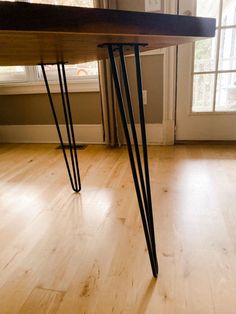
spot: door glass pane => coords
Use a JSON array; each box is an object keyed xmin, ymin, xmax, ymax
[
  {"xmin": 197, "ymin": 0, "xmax": 220, "ymax": 26},
  {"xmin": 192, "ymin": 74, "xmax": 215, "ymax": 112},
  {"xmin": 219, "ymin": 28, "xmax": 236, "ymax": 71},
  {"xmin": 194, "ymin": 33, "xmax": 218, "ymax": 72},
  {"xmin": 215, "ymin": 72, "xmax": 236, "ymax": 111},
  {"xmin": 222, "ymin": 0, "xmax": 236, "ymax": 26}
]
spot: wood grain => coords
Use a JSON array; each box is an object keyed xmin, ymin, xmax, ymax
[
  {"xmin": 1, "ymin": 144, "xmax": 236, "ymax": 313},
  {"xmin": 19, "ymin": 288, "xmax": 64, "ymax": 314},
  {"xmin": 0, "ymin": 1, "xmax": 216, "ymax": 65}
]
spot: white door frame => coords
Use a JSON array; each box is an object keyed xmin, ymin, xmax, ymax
[
  {"xmin": 176, "ymin": 0, "xmax": 236, "ymax": 141},
  {"xmin": 135, "ymin": 0, "xmax": 177, "ymax": 145},
  {"xmin": 161, "ymin": 0, "xmax": 178, "ymax": 145}
]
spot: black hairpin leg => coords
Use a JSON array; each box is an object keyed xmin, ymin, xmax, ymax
[
  {"xmin": 105, "ymin": 43, "xmax": 158, "ymax": 277},
  {"xmin": 41, "ymin": 63, "xmax": 81, "ymax": 193}
]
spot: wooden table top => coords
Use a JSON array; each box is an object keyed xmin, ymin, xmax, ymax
[{"xmin": 0, "ymin": 1, "xmax": 216, "ymax": 66}]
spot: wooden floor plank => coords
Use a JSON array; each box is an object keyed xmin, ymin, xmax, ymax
[
  {"xmin": 0, "ymin": 144, "xmax": 236, "ymax": 313},
  {"xmin": 19, "ymin": 287, "xmax": 64, "ymax": 314}
]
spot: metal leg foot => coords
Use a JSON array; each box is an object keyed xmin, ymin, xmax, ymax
[
  {"xmin": 41, "ymin": 63, "xmax": 81, "ymax": 193},
  {"xmin": 106, "ymin": 43, "xmax": 159, "ymax": 277}
]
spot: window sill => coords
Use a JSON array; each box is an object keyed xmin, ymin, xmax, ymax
[{"xmin": 0, "ymin": 79, "xmax": 99, "ymax": 95}]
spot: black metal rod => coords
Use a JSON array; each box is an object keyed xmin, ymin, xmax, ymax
[
  {"xmin": 119, "ymin": 45, "xmax": 158, "ymax": 273},
  {"xmin": 57, "ymin": 63, "xmax": 79, "ymax": 192},
  {"xmin": 119, "ymin": 46, "xmax": 150, "ymax": 226},
  {"xmin": 108, "ymin": 44, "xmax": 158, "ymax": 277},
  {"xmin": 61, "ymin": 63, "xmax": 81, "ymax": 191},
  {"xmin": 41, "ymin": 64, "xmax": 81, "ymax": 193},
  {"xmin": 41, "ymin": 64, "xmax": 76, "ymax": 191},
  {"xmin": 134, "ymin": 45, "xmax": 158, "ymax": 273}
]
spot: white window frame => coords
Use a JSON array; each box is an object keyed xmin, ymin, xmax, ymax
[{"xmin": 0, "ymin": 0, "xmax": 99, "ymax": 95}]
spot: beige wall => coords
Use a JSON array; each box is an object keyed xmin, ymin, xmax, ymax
[
  {"xmin": 0, "ymin": 55, "xmax": 163, "ymax": 125},
  {"xmin": 0, "ymin": 92, "xmax": 101, "ymax": 125},
  {"xmin": 126, "ymin": 54, "xmax": 163, "ymax": 124},
  {"xmin": 117, "ymin": 0, "xmax": 145, "ymax": 11},
  {"xmin": 117, "ymin": 0, "xmax": 164, "ymax": 122}
]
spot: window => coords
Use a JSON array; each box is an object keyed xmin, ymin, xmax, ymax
[
  {"xmin": 30, "ymin": 0, "xmax": 93, "ymax": 6},
  {"xmin": 192, "ymin": 0, "xmax": 236, "ymax": 112},
  {"xmin": 0, "ymin": 66, "xmax": 27, "ymax": 82},
  {"xmin": 0, "ymin": 0, "xmax": 98, "ymax": 92}
]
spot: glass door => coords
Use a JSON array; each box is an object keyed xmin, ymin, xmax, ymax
[{"xmin": 176, "ymin": 0, "xmax": 236, "ymax": 140}]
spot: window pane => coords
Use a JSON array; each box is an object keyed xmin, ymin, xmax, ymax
[
  {"xmin": 37, "ymin": 62, "xmax": 98, "ymax": 80},
  {"xmin": 192, "ymin": 74, "xmax": 215, "ymax": 112},
  {"xmin": 29, "ymin": 0, "xmax": 94, "ymax": 6},
  {"xmin": 194, "ymin": 33, "xmax": 218, "ymax": 72},
  {"xmin": 65, "ymin": 62, "xmax": 98, "ymax": 77},
  {"xmin": 219, "ymin": 28, "xmax": 236, "ymax": 71},
  {"xmin": 31, "ymin": 0, "xmax": 98, "ymax": 80},
  {"xmin": 215, "ymin": 72, "xmax": 236, "ymax": 111},
  {"xmin": 0, "ymin": 0, "xmax": 94, "ymax": 7},
  {"xmin": 197, "ymin": 0, "xmax": 220, "ymax": 26},
  {"xmin": 0, "ymin": 66, "xmax": 26, "ymax": 82},
  {"xmin": 0, "ymin": 0, "xmax": 98, "ymax": 83},
  {"xmin": 222, "ymin": 0, "xmax": 236, "ymax": 26}
]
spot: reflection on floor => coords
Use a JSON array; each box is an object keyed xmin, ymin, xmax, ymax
[{"xmin": 0, "ymin": 143, "xmax": 236, "ymax": 313}]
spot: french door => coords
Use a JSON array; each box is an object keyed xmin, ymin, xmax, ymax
[{"xmin": 176, "ymin": 0, "xmax": 236, "ymax": 141}]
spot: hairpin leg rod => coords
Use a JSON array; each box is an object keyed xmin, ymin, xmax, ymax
[
  {"xmin": 134, "ymin": 45, "xmax": 158, "ymax": 272},
  {"xmin": 107, "ymin": 44, "xmax": 158, "ymax": 277},
  {"xmin": 41, "ymin": 63, "xmax": 81, "ymax": 193}
]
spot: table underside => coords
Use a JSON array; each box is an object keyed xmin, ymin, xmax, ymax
[
  {"xmin": 0, "ymin": 1, "xmax": 216, "ymax": 65},
  {"xmin": 0, "ymin": 32, "xmax": 209, "ymax": 66}
]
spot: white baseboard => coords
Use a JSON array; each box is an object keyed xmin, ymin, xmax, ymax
[{"xmin": 0, "ymin": 123, "xmax": 173, "ymax": 145}]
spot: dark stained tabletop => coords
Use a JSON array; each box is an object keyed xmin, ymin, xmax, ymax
[{"xmin": 0, "ymin": 1, "xmax": 216, "ymax": 65}]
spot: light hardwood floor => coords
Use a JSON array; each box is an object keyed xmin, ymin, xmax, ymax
[{"xmin": 1, "ymin": 143, "xmax": 236, "ymax": 314}]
